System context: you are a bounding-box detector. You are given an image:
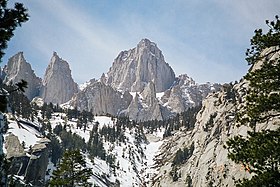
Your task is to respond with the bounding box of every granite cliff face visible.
[148,81,249,187]
[106,39,176,92]
[71,39,220,121]
[5,133,50,186]
[147,51,280,186]
[2,52,78,105]
[3,52,41,100]
[159,74,221,114]
[3,40,220,121]
[126,82,163,121]
[71,81,133,116]
[40,52,78,104]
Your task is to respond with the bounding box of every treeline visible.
[140,105,201,137]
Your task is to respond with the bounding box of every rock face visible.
[71,81,133,116]
[106,39,176,92]
[3,52,41,100]
[148,78,278,187]
[159,74,221,114]
[127,82,163,121]
[40,52,78,104]
[5,133,50,186]
[24,139,50,186]
[70,39,221,121]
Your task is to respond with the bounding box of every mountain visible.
[2,52,41,100]
[71,39,220,121]
[105,38,176,92]
[2,39,220,120]
[147,49,280,186]
[40,52,78,104]
[70,81,132,116]
[2,52,79,105]
[148,81,248,187]
[4,75,276,186]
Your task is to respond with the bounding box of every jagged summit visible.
[106,38,176,92]
[3,52,41,100]
[136,38,158,50]
[40,52,78,104]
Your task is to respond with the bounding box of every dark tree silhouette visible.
[0,0,29,61]
[49,149,92,187]
[226,16,280,187]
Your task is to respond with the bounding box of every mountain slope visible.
[71,39,220,121]
[149,79,279,187]
[106,38,176,92]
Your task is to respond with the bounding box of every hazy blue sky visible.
[3,0,280,84]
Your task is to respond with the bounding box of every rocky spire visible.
[106,38,176,92]
[3,52,41,100]
[40,52,78,104]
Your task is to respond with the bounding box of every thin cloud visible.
[3,0,279,84]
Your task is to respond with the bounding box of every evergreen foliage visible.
[0,0,29,61]
[48,135,63,165]
[137,105,201,138]
[0,2,28,185]
[169,166,181,182]
[226,16,280,186]
[49,149,92,187]
[172,142,194,166]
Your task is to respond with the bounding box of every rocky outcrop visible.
[71,43,221,121]
[148,78,279,187]
[3,52,41,100]
[5,133,50,186]
[25,138,50,186]
[159,74,221,114]
[106,39,176,92]
[71,81,133,116]
[126,82,163,121]
[40,52,78,104]
[5,133,25,159]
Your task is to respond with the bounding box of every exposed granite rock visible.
[160,74,221,114]
[40,52,78,104]
[24,139,50,186]
[106,39,176,92]
[149,78,279,187]
[126,82,163,121]
[5,133,25,159]
[3,52,41,100]
[5,133,50,186]
[71,81,133,116]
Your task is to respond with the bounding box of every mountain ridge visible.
[2,39,221,120]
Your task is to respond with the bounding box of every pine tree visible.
[0,0,29,61]
[0,1,29,186]
[226,16,280,186]
[49,149,92,187]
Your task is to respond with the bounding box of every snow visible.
[31,97,44,107]
[79,81,91,91]
[86,156,111,187]
[4,119,42,150]
[141,128,164,184]
[95,116,115,128]
[4,111,165,186]
[130,92,138,98]
[49,113,115,142]
[156,92,165,99]
[45,159,56,181]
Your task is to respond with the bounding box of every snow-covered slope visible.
[4,110,165,186]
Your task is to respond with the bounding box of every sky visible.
[3,0,280,84]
